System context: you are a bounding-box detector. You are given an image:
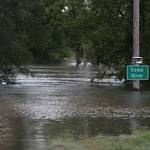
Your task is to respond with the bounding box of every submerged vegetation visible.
[47,129,150,150]
[0,0,150,82]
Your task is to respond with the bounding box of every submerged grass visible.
[47,130,150,150]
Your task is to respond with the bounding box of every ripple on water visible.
[1,64,150,150]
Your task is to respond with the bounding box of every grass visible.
[47,130,150,150]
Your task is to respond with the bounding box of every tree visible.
[0,0,32,66]
[0,0,32,83]
[61,0,90,66]
[143,0,150,64]
[1,0,150,83]
[81,0,133,79]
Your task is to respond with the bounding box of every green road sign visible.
[127,65,149,80]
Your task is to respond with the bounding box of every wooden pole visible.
[133,0,140,90]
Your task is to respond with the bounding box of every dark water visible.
[0,60,150,150]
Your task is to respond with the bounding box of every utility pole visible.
[133,0,140,90]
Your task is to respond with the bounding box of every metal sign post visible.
[133,0,140,90]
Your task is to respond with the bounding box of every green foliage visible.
[87,0,132,67]
[46,129,150,150]
[0,0,32,66]
[143,0,150,64]
[0,0,150,80]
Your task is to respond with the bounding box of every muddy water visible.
[0,61,150,150]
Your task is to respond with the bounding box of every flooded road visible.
[0,61,150,150]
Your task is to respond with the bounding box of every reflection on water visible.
[0,61,150,150]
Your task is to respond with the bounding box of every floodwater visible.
[0,60,150,150]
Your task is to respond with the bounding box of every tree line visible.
[0,0,150,80]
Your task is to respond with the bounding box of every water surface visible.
[0,61,150,150]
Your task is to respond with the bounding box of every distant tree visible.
[61,0,89,66]
[71,0,132,79]
[0,0,32,83]
[142,0,150,65]
[0,0,32,66]
[1,0,150,83]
